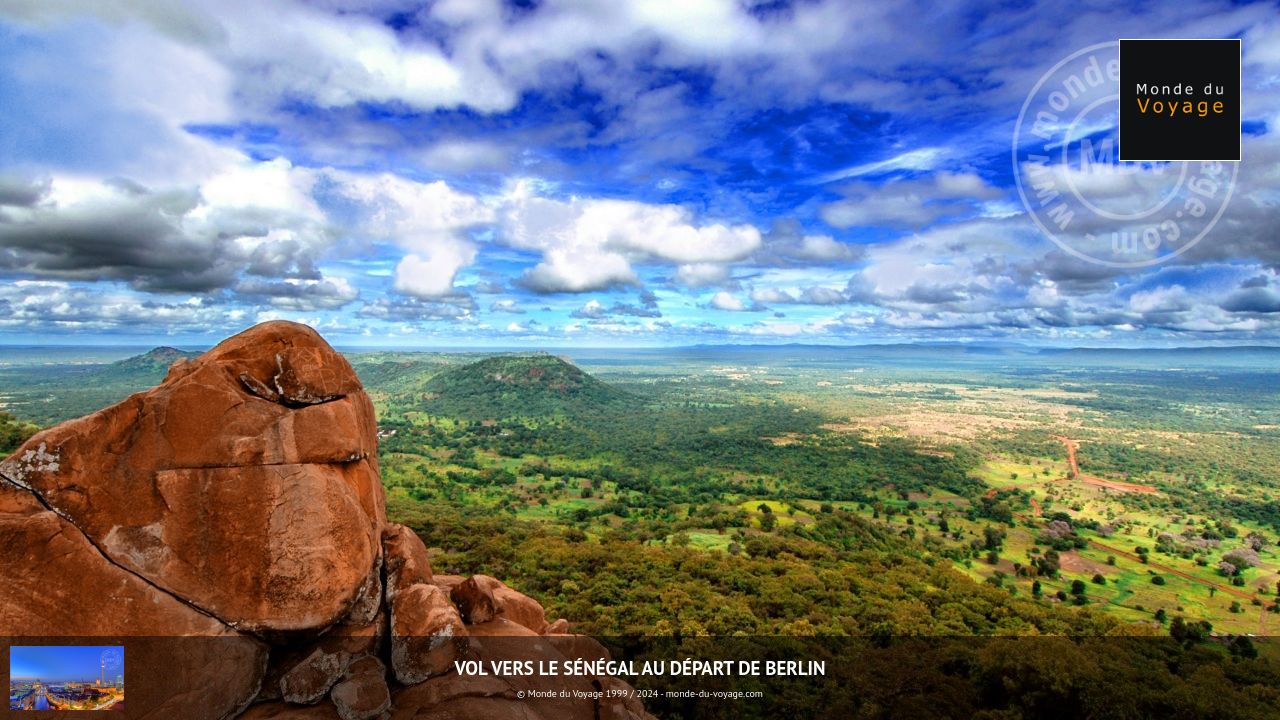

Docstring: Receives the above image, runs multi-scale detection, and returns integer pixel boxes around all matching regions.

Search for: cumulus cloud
[570,291,661,320]
[0,279,239,332]
[501,181,760,293]
[753,220,862,267]
[232,277,357,310]
[710,291,760,312]
[820,172,1003,230]
[750,284,846,306]
[0,160,338,297]
[488,298,524,313]
[749,287,795,305]
[4,0,1280,343]
[393,244,477,299]
[357,294,476,322]
[674,262,733,288]
[332,171,493,298]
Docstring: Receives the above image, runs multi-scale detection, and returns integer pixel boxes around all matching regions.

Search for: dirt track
[1054,435,1158,494]
[975,437,1268,623]
[1085,538,1257,601]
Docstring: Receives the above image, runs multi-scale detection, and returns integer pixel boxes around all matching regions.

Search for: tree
[1091,573,1106,585]
[759,513,777,532]
[1169,616,1211,645]
[1151,575,1166,586]
[1229,635,1258,659]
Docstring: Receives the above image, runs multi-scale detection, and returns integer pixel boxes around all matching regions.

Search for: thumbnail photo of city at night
[9,646,124,711]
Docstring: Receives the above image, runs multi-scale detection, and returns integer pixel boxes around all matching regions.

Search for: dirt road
[1053,435,1158,494]
[1085,538,1257,601]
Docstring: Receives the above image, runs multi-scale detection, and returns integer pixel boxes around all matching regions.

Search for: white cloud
[710,291,746,311]
[675,262,732,287]
[501,181,760,293]
[392,244,476,299]
[518,249,639,293]
[0,279,237,332]
[749,287,795,304]
[814,147,946,184]
[1128,285,1193,314]
[0,158,337,294]
[488,298,523,313]
[332,171,493,298]
[571,299,606,319]
[419,140,510,173]
[821,172,1003,229]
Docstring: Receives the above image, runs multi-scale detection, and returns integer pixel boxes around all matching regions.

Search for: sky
[0,0,1278,347]
[9,645,121,682]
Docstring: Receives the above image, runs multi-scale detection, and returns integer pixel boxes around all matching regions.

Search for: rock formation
[0,321,652,720]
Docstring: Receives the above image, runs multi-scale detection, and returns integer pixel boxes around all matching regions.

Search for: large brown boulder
[279,647,349,705]
[0,482,268,720]
[451,574,549,633]
[390,583,468,684]
[330,655,392,720]
[383,523,434,597]
[0,321,385,636]
[391,625,655,720]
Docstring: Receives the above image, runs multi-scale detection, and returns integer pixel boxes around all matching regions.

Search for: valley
[3,343,1278,642]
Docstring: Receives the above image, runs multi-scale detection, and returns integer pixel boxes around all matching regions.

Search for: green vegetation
[0,410,37,455]
[5,343,1280,716]
[4,345,1279,644]
[418,353,632,419]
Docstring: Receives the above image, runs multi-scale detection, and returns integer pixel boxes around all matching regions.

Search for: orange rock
[382,523,433,597]
[431,574,466,592]
[0,321,386,636]
[544,634,611,664]
[451,574,548,633]
[390,583,468,684]
[0,482,267,720]
[279,647,348,705]
[239,701,342,719]
[330,655,391,720]
[390,624,654,720]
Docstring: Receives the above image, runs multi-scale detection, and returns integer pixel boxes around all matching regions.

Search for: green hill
[84,346,201,388]
[421,354,630,419]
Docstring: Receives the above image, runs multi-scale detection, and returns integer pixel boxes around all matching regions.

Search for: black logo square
[1119,38,1240,161]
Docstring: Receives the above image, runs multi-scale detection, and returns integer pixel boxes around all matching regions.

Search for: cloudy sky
[1,0,1278,346]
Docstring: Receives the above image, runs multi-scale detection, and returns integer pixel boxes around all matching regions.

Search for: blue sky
[0,0,1278,347]
[9,645,121,682]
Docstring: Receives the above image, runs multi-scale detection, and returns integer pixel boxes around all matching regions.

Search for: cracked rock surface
[0,320,652,720]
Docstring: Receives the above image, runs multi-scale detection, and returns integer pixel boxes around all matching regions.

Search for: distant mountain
[666,342,1280,368]
[421,353,630,419]
[91,346,200,384]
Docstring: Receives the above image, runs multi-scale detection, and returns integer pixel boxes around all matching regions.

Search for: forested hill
[421,354,632,419]
[90,346,200,384]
